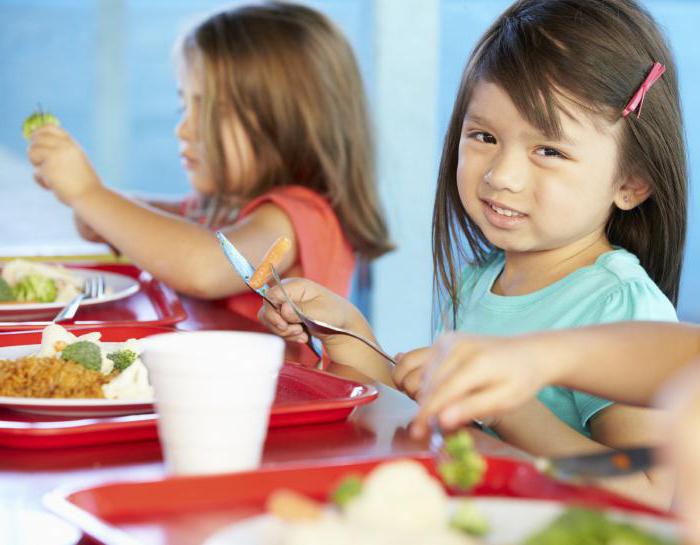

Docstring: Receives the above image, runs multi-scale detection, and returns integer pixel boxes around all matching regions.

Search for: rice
[0,356,109,398]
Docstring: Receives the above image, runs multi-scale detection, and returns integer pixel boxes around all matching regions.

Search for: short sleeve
[581,280,678,324]
[573,391,613,431]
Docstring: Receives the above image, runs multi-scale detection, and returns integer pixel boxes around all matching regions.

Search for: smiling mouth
[483,200,526,218]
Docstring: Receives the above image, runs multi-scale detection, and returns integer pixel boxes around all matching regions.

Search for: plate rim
[0,268,140,312]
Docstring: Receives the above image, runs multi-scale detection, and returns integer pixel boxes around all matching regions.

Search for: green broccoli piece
[13,274,57,303]
[0,278,14,302]
[107,349,137,371]
[61,341,102,371]
[522,508,677,545]
[450,500,489,536]
[22,110,60,140]
[330,475,363,508]
[438,430,487,491]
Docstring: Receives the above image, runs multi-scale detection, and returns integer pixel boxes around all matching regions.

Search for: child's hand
[27,125,102,205]
[392,347,431,399]
[410,332,555,438]
[258,278,365,344]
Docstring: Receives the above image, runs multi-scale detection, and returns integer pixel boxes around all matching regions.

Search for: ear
[613,175,653,211]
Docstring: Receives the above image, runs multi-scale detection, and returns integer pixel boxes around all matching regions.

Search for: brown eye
[536,146,566,159]
[470,131,497,144]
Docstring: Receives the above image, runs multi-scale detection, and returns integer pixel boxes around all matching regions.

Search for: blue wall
[1,0,699,321]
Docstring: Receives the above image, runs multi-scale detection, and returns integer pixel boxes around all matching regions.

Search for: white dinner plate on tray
[203,497,679,545]
[0,343,154,417]
[0,268,140,314]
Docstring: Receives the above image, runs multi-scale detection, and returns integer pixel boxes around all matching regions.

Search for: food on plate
[523,507,676,545]
[264,457,675,545]
[268,459,486,545]
[249,236,292,289]
[438,430,488,491]
[22,109,60,140]
[0,324,153,400]
[0,259,84,304]
[0,278,14,302]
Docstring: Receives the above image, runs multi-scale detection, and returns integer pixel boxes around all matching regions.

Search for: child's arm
[404,322,700,438]
[258,278,395,386]
[27,125,296,298]
[491,400,673,510]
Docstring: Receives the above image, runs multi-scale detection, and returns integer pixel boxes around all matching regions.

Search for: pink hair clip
[622,62,666,119]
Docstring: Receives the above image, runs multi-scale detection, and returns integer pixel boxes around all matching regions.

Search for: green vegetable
[450,499,489,536]
[13,274,57,303]
[438,430,487,491]
[522,508,677,545]
[107,349,137,371]
[330,475,363,508]
[61,341,102,371]
[22,110,60,140]
[0,278,14,302]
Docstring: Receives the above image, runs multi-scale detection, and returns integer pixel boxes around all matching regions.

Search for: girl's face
[175,59,256,197]
[457,81,631,256]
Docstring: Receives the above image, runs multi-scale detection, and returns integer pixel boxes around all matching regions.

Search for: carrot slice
[266,489,324,521]
[249,236,292,289]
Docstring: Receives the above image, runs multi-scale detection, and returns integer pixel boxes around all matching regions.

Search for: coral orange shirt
[226,185,356,324]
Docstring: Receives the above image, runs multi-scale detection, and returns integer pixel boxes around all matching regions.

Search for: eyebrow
[464,111,577,146]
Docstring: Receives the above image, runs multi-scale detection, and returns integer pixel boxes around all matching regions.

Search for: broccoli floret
[438,430,487,491]
[0,278,14,302]
[522,508,677,545]
[61,341,102,371]
[450,500,489,536]
[22,110,60,140]
[330,475,363,508]
[107,349,137,371]
[13,274,57,303]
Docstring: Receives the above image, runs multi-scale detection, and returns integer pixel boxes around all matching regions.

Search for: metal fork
[53,275,106,323]
[269,266,397,365]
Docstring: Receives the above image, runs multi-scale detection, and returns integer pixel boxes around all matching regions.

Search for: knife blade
[536,447,655,480]
[216,231,275,303]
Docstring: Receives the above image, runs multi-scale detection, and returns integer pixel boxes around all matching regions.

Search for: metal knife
[536,447,655,480]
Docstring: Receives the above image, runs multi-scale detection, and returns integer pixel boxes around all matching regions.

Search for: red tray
[0,325,378,448]
[44,455,671,545]
[0,263,186,330]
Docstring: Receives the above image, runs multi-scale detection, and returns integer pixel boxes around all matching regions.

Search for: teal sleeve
[572,281,678,429]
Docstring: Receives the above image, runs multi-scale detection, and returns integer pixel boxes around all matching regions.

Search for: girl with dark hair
[26,2,392,342]
[260,0,686,508]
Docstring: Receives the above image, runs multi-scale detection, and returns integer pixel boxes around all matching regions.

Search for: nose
[175,111,194,142]
[484,148,527,193]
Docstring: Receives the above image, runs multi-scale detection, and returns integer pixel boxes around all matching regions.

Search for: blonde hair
[180,1,393,258]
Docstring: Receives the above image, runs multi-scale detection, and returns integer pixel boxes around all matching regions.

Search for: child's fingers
[392,347,432,390]
[33,173,50,190]
[410,385,508,439]
[31,124,70,140]
[396,368,424,399]
[418,356,492,418]
[257,301,290,332]
[27,143,54,165]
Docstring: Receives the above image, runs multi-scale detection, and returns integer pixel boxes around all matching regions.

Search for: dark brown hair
[180,1,393,258]
[434,0,687,326]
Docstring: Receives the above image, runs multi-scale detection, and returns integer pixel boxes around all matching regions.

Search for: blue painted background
[1,0,698,321]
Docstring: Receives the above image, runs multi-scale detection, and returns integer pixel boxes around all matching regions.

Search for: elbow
[163,269,230,300]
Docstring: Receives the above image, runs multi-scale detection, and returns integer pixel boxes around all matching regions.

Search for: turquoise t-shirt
[453,249,677,437]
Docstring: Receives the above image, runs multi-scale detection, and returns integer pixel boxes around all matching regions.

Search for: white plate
[0,268,140,312]
[203,498,679,545]
[0,343,154,417]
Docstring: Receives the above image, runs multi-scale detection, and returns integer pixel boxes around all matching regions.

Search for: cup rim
[141,330,284,350]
